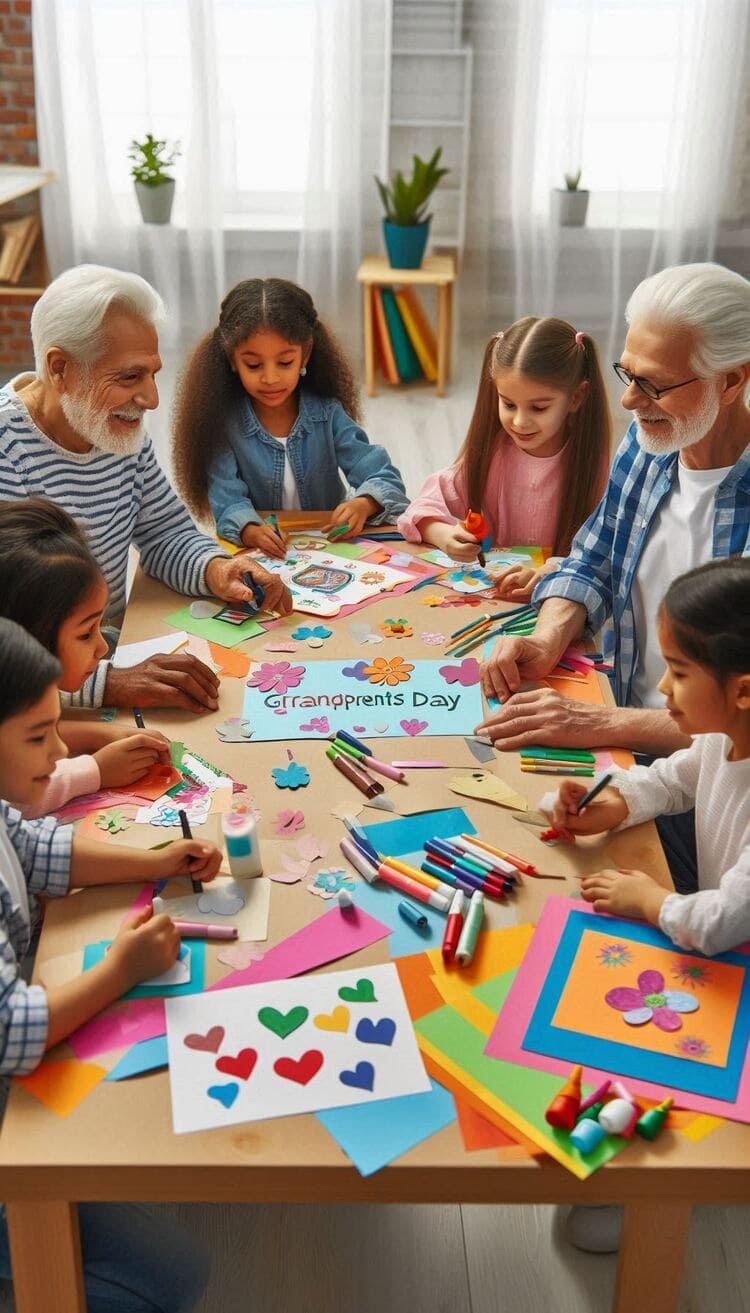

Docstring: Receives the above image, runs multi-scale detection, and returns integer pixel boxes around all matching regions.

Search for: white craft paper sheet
[154,876,271,942]
[165,962,430,1134]
[112,632,189,667]
[252,548,407,617]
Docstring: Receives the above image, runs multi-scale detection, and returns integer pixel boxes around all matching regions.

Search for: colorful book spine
[380,287,423,384]
[371,286,400,384]
[394,286,438,382]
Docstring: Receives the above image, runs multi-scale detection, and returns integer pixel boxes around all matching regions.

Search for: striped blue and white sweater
[0,375,225,706]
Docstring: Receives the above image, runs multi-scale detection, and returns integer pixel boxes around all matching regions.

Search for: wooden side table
[357,253,456,398]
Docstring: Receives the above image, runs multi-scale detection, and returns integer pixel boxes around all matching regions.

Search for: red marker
[442,889,466,963]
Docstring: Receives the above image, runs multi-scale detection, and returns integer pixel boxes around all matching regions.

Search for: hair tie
[575,331,586,347]
[494,330,504,341]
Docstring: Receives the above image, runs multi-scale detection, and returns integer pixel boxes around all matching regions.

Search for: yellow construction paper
[16,1059,106,1117]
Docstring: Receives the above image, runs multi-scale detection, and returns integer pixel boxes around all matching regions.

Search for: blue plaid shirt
[533,421,750,706]
[0,805,71,1076]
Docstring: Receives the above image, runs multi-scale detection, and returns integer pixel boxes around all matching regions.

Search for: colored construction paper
[208,643,252,677]
[106,1036,169,1081]
[360,806,475,857]
[317,1077,456,1175]
[16,1059,107,1116]
[154,876,271,943]
[242,659,485,741]
[485,896,750,1122]
[448,771,527,812]
[112,632,189,667]
[165,604,265,648]
[52,789,148,823]
[249,547,407,617]
[67,999,167,1062]
[455,1097,518,1151]
[82,939,206,1000]
[349,879,448,957]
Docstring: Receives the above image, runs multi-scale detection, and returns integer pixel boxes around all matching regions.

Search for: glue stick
[222,805,263,878]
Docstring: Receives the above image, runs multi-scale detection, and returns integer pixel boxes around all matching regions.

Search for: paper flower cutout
[675,1035,711,1059]
[271,761,310,790]
[379,617,413,639]
[605,969,700,1031]
[342,661,371,681]
[439,657,481,686]
[420,631,447,645]
[400,718,428,736]
[360,570,386,586]
[215,716,253,743]
[291,625,332,640]
[275,809,305,836]
[362,656,414,686]
[94,808,130,834]
[597,942,634,968]
[671,959,713,989]
[348,622,384,645]
[269,856,310,884]
[420,594,450,608]
[307,868,355,900]
[299,716,330,734]
[247,661,306,694]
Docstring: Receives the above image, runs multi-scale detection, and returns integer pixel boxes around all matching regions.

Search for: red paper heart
[184,1026,225,1054]
[215,1048,258,1081]
[273,1050,324,1085]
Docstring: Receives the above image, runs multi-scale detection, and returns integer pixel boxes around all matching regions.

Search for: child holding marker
[546,558,750,957]
[172,277,408,553]
[0,498,172,817]
[0,617,217,1310]
[398,318,611,599]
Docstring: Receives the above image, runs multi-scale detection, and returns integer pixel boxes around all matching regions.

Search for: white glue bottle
[222,804,263,877]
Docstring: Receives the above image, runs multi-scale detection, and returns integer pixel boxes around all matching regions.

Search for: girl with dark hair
[0,616,218,1312]
[172,278,408,555]
[398,318,611,600]
[546,557,750,956]
[0,498,171,816]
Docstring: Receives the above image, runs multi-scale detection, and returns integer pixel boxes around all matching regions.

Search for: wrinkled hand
[479,635,560,703]
[240,522,287,561]
[205,554,292,615]
[491,564,551,602]
[475,687,611,750]
[322,495,380,541]
[580,867,668,924]
[146,838,223,884]
[94,732,171,788]
[108,905,181,991]
[104,656,220,715]
[545,781,629,842]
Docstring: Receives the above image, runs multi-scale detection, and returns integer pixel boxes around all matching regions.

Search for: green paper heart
[258,1005,309,1039]
[338,978,377,1004]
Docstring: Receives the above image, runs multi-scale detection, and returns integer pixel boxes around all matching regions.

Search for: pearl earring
[300,365,307,377]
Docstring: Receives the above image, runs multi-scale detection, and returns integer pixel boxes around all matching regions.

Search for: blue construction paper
[317,1078,455,1175]
[350,879,446,956]
[361,807,475,857]
[82,941,206,1000]
[242,659,484,741]
[523,911,750,1101]
[106,1035,169,1081]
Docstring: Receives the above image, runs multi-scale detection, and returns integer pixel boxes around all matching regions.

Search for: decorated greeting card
[250,547,408,617]
[165,962,430,1134]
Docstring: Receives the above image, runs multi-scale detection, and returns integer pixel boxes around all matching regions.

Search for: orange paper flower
[363,656,415,686]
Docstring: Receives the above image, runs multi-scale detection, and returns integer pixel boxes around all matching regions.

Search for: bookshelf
[0,166,54,297]
[357,253,456,397]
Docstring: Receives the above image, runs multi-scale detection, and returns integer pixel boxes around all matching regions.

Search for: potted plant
[375,147,449,269]
[552,170,590,227]
[128,133,181,225]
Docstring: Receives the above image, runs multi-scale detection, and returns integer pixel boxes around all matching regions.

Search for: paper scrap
[16,1059,107,1116]
[448,771,527,812]
[106,1036,169,1081]
[112,632,188,668]
[317,1078,456,1175]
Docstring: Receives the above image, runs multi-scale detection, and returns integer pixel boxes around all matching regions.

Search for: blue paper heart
[207,1082,239,1109]
[339,1061,375,1092]
[355,1017,396,1047]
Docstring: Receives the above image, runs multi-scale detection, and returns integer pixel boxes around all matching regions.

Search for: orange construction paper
[76,804,139,843]
[395,952,446,1021]
[421,1052,542,1157]
[117,763,183,802]
[16,1059,106,1116]
[455,1096,518,1151]
[208,643,251,678]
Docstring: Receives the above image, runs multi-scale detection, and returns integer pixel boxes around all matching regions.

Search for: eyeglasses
[612,362,699,401]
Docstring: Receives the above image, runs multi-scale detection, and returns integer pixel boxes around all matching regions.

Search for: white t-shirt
[274,433,301,511]
[630,461,732,708]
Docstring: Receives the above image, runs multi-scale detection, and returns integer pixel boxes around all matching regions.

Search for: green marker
[455,890,484,967]
[328,522,351,540]
[521,747,596,764]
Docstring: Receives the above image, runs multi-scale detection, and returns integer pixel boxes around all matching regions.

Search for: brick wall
[0,0,38,375]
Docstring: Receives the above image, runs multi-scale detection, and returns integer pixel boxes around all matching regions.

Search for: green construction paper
[164,605,265,648]
[472,970,515,1014]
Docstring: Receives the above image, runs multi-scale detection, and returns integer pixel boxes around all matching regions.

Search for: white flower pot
[551,189,590,227]
[134,179,175,224]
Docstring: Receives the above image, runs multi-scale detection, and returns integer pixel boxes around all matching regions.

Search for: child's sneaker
[564,1204,623,1253]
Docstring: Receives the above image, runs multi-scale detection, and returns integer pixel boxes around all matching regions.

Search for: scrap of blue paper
[106,1035,169,1081]
[82,941,206,1001]
[523,910,750,1101]
[361,806,475,857]
[351,880,444,956]
[317,1078,456,1175]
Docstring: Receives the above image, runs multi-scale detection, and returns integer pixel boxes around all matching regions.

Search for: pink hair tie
[575,331,586,346]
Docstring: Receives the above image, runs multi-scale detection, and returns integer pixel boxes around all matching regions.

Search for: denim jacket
[208,389,408,544]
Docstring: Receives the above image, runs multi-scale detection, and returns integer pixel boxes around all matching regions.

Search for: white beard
[634,385,721,457]
[60,389,146,456]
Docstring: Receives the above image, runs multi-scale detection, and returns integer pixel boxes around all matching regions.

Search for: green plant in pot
[551,169,590,227]
[375,147,449,269]
[128,133,181,225]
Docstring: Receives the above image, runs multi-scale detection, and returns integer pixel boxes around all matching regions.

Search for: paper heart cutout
[339,1061,375,1092]
[273,1050,324,1085]
[299,716,330,734]
[258,1005,309,1039]
[338,978,377,1004]
[355,1016,396,1047]
[184,1026,225,1054]
[207,1082,239,1109]
[190,600,219,619]
[400,718,428,737]
[296,834,327,862]
[314,1005,350,1033]
[197,882,246,916]
[215,1048,258,1081]
[216,941,265,970]
[372,723,389,734]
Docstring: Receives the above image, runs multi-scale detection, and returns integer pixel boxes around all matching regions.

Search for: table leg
[444,281,453,382]
[437,284,448,397]
[6,1200,85,1313]
[613,1200,690,1313]
[363,284,375,397]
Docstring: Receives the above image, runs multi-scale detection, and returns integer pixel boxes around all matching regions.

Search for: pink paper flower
[247,661,306,694]
[438,657,481,687]
[605,969,699,1032]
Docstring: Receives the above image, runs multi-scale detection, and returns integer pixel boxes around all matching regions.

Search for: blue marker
[334,728,373,757]
[242,572,266,612]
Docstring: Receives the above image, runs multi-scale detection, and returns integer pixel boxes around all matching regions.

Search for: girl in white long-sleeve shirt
[547,556,750,957]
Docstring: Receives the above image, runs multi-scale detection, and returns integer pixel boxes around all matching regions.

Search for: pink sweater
[398,433,569,548]
[20,755,101,820]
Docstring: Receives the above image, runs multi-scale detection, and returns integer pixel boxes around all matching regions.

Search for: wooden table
[357,253,455,397]
[1,534,746,1313]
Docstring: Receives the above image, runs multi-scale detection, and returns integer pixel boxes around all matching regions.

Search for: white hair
[625,262,750,377]
[31,264,166,380]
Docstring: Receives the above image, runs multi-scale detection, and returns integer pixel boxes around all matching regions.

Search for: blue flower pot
[383,219,430,270]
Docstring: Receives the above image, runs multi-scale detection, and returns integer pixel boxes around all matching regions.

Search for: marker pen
[455,891,485,967]
[420,857,476,897]
[326,747,382,798]
[381,855,454,901]
[339,837,379,883]
[452,835,519,875]
[375,862,451,912]
[398,900,429,931]
[460,834,537,875]
[422,850,504,899]
[442,889,466,963]
[178,809,202,894]
[574,772,613,814]
[334,728,373,757]
[331,738,406,783]
[426,838,498,880]
[172,921,238,940]
[341,816,380,865]
[133,708,145,729]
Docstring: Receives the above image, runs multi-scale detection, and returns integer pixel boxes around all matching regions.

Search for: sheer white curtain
[510,0,750,364]
[33,0,225,351]
[297,0,391,343]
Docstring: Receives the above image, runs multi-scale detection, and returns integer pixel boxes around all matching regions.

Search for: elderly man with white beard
[0,264,292,714]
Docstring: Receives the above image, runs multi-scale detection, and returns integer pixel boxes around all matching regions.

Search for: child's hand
[323,495,380,541]
[94,732,171,788]
[240,522,287,560]
[580,867,669,925]
[425,521,481,562]
[146,839,223,883]
[546,781,629,841]
[491,562,554,601]
[108,905,181,991]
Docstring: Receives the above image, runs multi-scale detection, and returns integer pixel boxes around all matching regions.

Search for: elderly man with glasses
[477,262,750,892]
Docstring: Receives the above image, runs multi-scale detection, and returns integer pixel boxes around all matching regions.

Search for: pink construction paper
[484,896,750,1122]
[261,549,440,632]
[68,998,166,1060]
[53,790,147,823]
[119,882,157,927]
